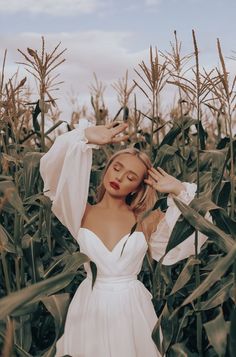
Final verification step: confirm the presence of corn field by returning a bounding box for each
[0,31,236,356]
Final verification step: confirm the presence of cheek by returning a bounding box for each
[125,180,141,193]
[103,169,113,187]
[104,169,112,180]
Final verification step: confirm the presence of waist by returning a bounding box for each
[86,274,138,291]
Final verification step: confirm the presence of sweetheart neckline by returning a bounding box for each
[79,227,147,253]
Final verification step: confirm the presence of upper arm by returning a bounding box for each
[142,209,165,240]
[81,203,92,227]
[40,126,95,240]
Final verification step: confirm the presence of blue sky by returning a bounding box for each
[0,0,236,122]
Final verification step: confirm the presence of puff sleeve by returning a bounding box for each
[39,118,99,240]
[149,182,210,265]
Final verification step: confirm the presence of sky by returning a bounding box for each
[0,0,236,124]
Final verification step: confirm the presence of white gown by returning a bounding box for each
[39,118,209,357]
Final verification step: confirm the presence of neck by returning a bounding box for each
[98,191,129,210]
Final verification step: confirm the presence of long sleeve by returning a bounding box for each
[39,118,99,240]
[149,182,210,265]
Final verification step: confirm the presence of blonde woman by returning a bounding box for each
[40,118,209,357]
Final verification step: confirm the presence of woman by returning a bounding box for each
[39,118,209,357]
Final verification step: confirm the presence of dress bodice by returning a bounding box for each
[77,228,148,279]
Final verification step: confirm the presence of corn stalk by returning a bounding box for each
[161,30,193,180]
[17,36,66,151]
[134,46,168,157]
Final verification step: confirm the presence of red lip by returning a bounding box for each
[109,181,120,190]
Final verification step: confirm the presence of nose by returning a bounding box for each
[115,171,125,182]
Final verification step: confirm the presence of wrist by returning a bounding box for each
[171,182,186,196]
[75,118,99,149]
[84,127,91,144]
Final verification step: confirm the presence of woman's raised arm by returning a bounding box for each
[144,167,211,265]
[39,119,129,240]
[148,182,211,265]
[39,118,99,239]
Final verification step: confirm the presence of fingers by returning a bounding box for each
[145,166,168,191]
[148,170,160,181]
[156,167,168,176]
[106,122,128,131]
[144,177,162,192]
[106,122,118,129]
[144,178,156,188]
[149,166,167,176]
[148,169,163,182]
[111,134,130,143]
[111,122,128,136]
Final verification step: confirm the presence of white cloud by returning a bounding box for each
[0,31,147,82]
[0,0,105,15]
[0,31,150,119]
[2,30,232,124]
[145,0,162,6]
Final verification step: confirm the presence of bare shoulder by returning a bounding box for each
[81,202,92,225]
[142,209,165,238]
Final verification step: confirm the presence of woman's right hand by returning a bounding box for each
[84,122,129,145]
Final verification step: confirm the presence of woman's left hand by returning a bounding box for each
[144,166,185,196]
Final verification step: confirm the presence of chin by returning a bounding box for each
[103,184,125,198]
[106,188,125,198]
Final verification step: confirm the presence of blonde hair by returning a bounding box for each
[96,147,157,218]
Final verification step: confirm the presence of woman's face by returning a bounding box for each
[103,153,147,198]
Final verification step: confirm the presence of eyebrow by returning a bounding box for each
[113,161,139,177]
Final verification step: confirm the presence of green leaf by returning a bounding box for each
[210,148,228,203]
[44,251,94,278]
[166,192,236,253]
[0,224,16,254]
[170,257,200,295]
[151,310,163,355]
[153,144,181,167]
[41,294,70,336]
[169,342,198,356]
[0,331,33,357]
[0,253,90,319]
[158,116,199,148]
[229,306,236,357]
[199,273,234,310]
[23,152,44,198]
[163,194,212,256]
[160,301,176,353]
[41,294,71,357]
[168,198,235,254]
[203,307,229,357]
[89,261,97,290]
[217,181,231,209]
[22,233,42,282]
[210,208,236,239]
[0,181,27,220]
[11,302,39,317]
[177,245,236,309]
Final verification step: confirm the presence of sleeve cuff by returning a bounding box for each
[74,117,99,151]
[167,182,197,207]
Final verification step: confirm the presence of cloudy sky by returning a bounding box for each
[0,0,236,121]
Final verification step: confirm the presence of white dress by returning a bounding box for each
[39,118,209,357]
